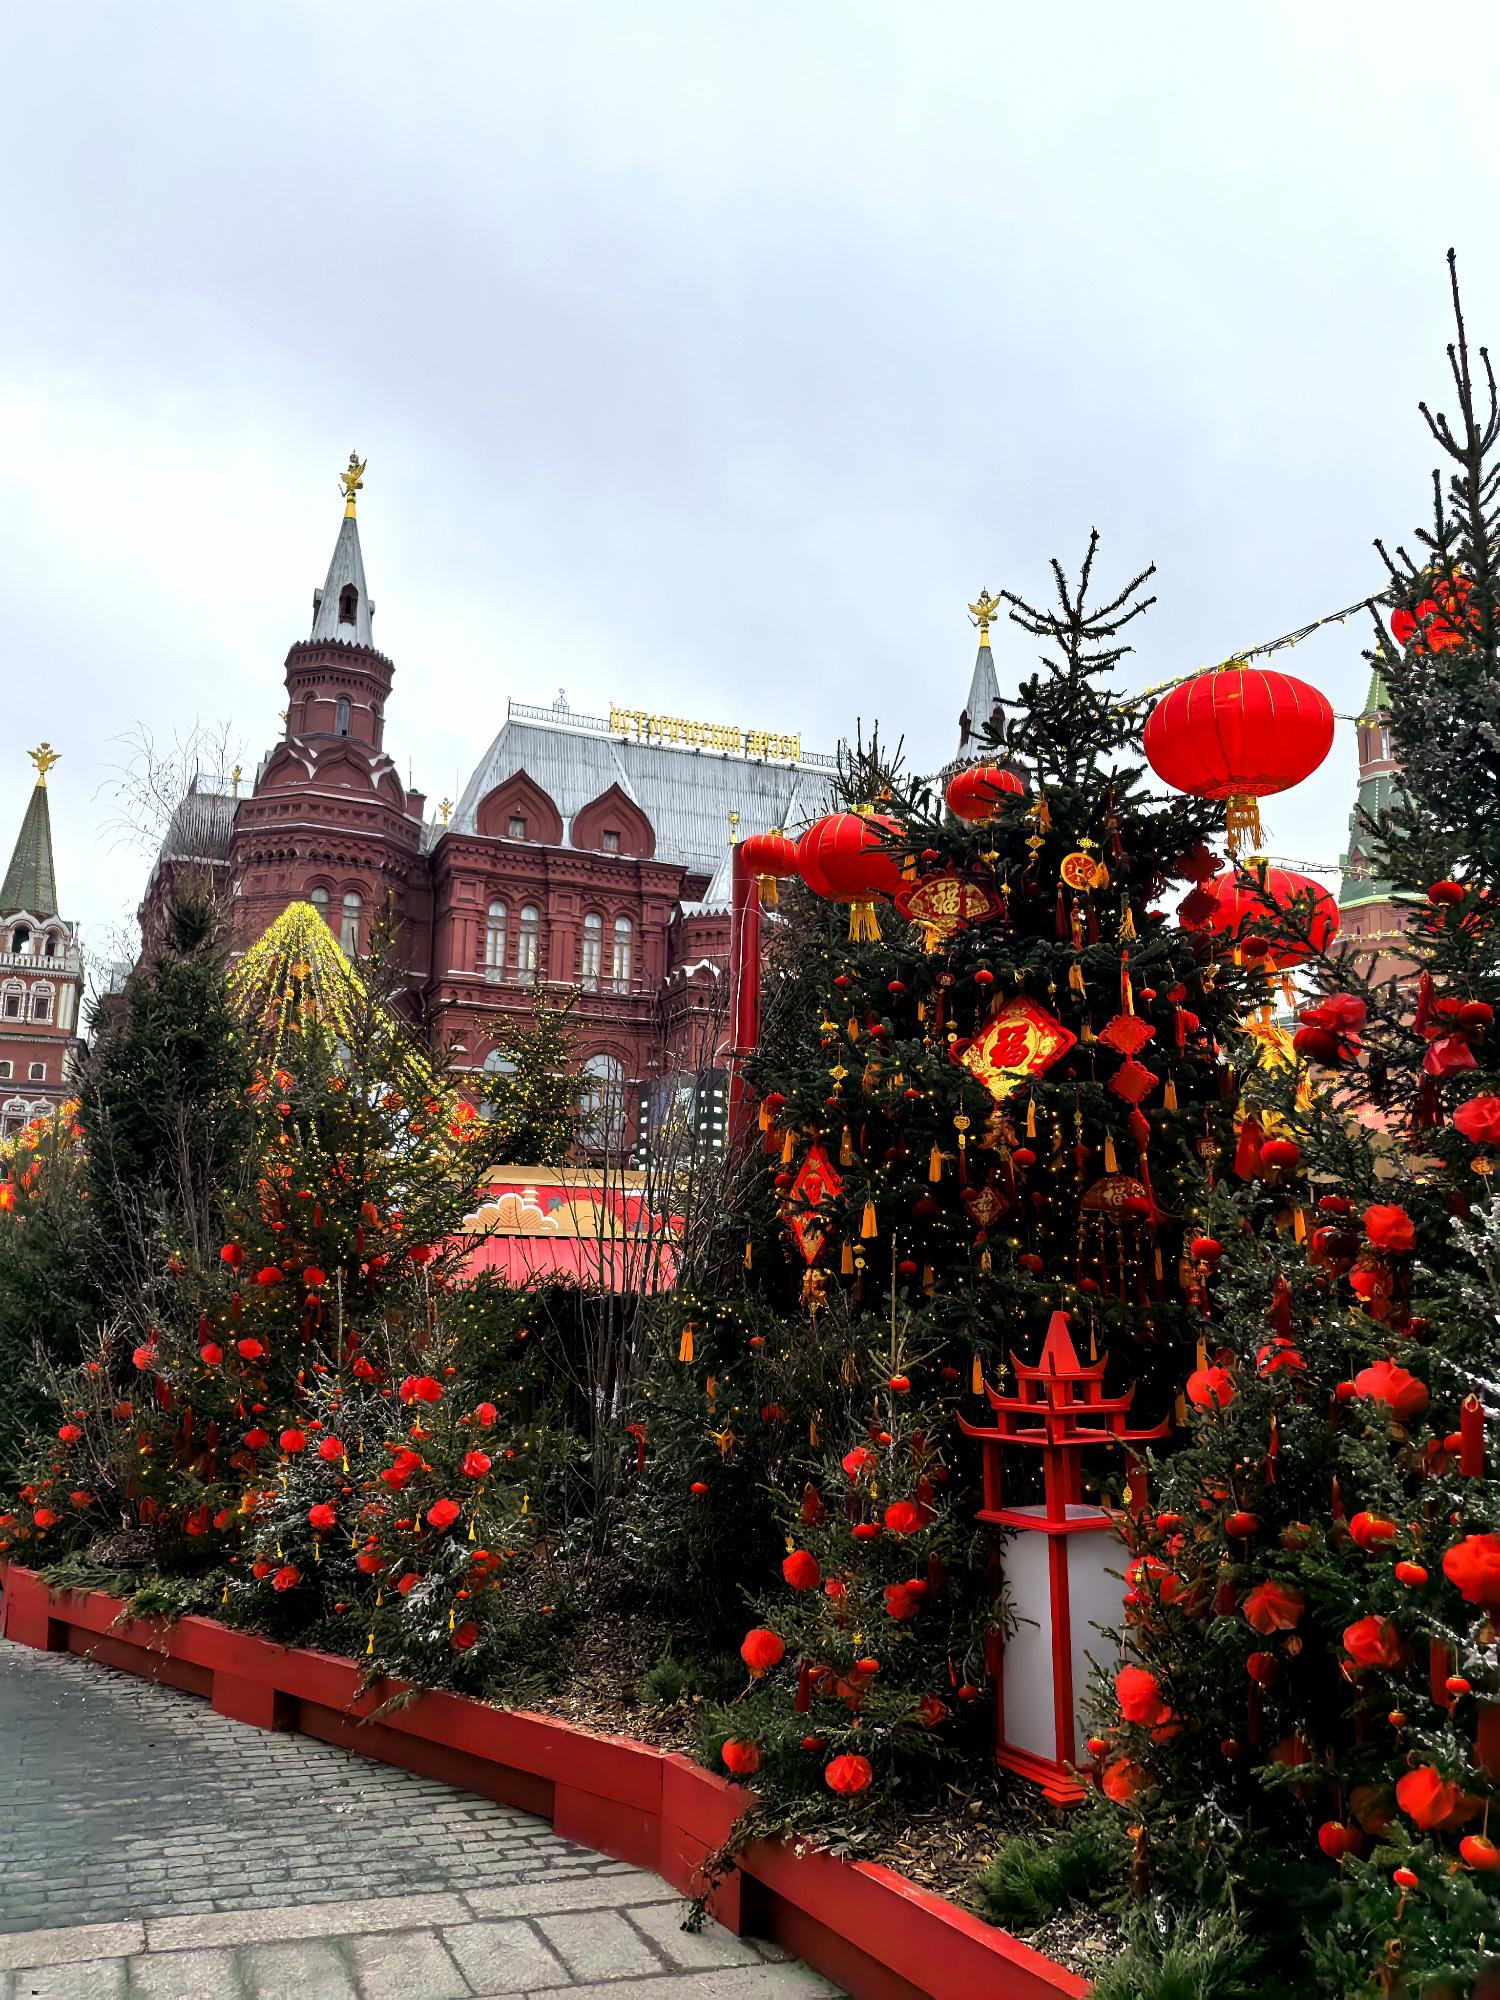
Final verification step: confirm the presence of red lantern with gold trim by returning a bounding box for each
[944,763,1024,824]
[738,829,800,907]
[1142,665,1333,856]
[797,812,904,941]
[1185,863,1338,969]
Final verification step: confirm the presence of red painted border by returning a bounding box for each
[1,1566,1086,2000]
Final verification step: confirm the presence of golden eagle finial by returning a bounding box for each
[339,452,366,517]
[27,743,60,787]
[967,588,1002,645]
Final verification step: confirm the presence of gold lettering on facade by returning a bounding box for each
[607,707,800,762]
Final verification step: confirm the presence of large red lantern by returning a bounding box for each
[797,812,904,940]
[738,828,800,907]
[1186,863,1338,969]
[1391,571,1479,654]
[944,763,1024,824]
[1142,664,1334,856]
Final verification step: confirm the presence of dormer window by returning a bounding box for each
[338,583,358,625]
[335,698,351,736]
[508,815,527,840]
[602,829,621,854]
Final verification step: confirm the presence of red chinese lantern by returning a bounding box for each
[797,812,904,941]
[738,828,800,907]
[944,763,1024,824]
[1391,572,1479,654]
[1185,864,1338,969]
[1142,664,1334,855]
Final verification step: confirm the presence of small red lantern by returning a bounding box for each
[1186,863,1338,969]
[944,763,1024,824]
[1142,664,1334,856]
[738,828,800,908]
[797,812,904,941]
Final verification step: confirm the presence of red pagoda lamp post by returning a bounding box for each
[958,1310,1169,1803]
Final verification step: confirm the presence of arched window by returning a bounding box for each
[484,899,508,972]
[340,891,362,955]
[338,583,358,625]
[580,912,602,990]
[29,985,52,1023]
[43,932,57,958]
[579,1053,626,1151]
[28,1062,44,1083]
[1,983,21,1020]
[0,1061,11,1080]
[480,1048,516,1118]
[335,697,351,736]
[10,925,29,954]
[611,915,633,991]
[0,1098,27,1139]
[517,905,540,976]
[309,887,330,923]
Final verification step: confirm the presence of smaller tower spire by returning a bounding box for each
[310,456,374,648]
[3,747,61,917]
[957,589,1004,761]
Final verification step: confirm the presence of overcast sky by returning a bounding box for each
[3,1,1498,957]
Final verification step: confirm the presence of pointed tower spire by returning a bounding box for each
[957,588,1005,762]
[1336,659,1411,977]
[2,746,61,918]
[310,453,373,646]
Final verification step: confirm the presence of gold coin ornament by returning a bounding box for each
[1060,850,1108,891]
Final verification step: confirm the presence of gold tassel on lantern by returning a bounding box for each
[929,1145,943,1182]
[1068,962,1087,997]
[847,901,882,943]
[1103,1135,1119,1173]
[757,873,778,908]
[758,1099,771,1133]
[1174,1390,1187,1426]
[1119,906,1137,942]
[743,1240,753,1269]
[841,1241,854,1275]
[780,1130,794,1164]
[971,1352,984,1394]
[678,1324,695,1364]
[1026,1100,1037,1138]
[860,1199,877,1239]
[1163,1079,1179,1112]
[1224,792,1266,860]
[1293,1207,1307,1243]
[840,1127,854,1166]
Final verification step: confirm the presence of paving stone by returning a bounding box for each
[240,1939,355,2000]
[342,1930,466,2000]
[461,1875,677,1921]
[0,1924,145,1972]
[147,1896,469,1953]
[560,1971,842,2000]
[8,1959,128,1999]
[535,1907,664,1980]
[124,1947,243,1997]
[440,1919,571,1992]
[623,1901,765,1971]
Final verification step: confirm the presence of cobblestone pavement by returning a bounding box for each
[0,1643,840,1999]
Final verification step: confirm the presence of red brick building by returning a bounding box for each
[0,747,85,1137]
[145,463,838,1151]
[1335,663,1415,981]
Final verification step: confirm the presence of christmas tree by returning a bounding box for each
[1086,256,1500,1998]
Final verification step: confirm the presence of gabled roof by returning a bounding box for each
[1,775,58,919]
[453,699,836,878]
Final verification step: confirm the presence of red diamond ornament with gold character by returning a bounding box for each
[951,996,1077,1103]
[785,1143,844,1265]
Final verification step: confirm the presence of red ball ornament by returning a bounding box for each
[797,812,904,940]
[944,763,1024,823]
[1186,865,1338,968]
[1142,664,1334,855]
[1260,1138,1302,1170]
[1461,1835,1500,1871]
[739,829,801,908]
[1428,878,1466,905]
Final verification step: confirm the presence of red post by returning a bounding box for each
[726,844,763,1150]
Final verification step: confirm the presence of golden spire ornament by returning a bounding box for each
[27,743,60,787]
[438,798,453,826]
[967,588,1002,645]
[339,452,366,517]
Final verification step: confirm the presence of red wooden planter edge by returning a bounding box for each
[0,1565,1087,2000]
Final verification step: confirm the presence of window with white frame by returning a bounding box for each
[28,1062,44,1082]
[611,915,633,991]
[602,829,621,854]
[484,899,507,969]
[508,815,527,839]
[480,1048,516,1118]
[340,891,362,954]
[580,912,602,989]
[517,905,540,975]
[1,983,21,1020]
[0,1061,10,1079]
[29,984,52,1023]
